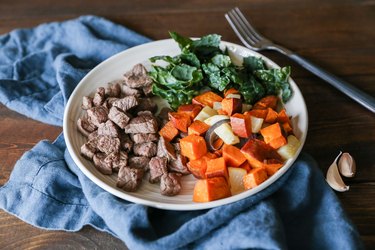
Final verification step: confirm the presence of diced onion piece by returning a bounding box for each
[226,93,241,99]
[228,167,247,195]
[214,123,240,145]
[277,135,301,160]
[250,116,264,133]
[194,106,218,121]
[213,101,222,110]
[204,115,230,126]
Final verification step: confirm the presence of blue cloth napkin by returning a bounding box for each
[0,16,364,249]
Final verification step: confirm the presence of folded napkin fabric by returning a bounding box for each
[0,16,364,249]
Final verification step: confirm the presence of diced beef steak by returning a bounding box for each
[112,96,138,112]
[108,106,131,129]
[142,84,153,97]
[133,142,157,157]
[97,120,119,138]
[93,87,106,107]
[105,81,121,97]
[77,117,97,137]
[130,133,159,144]
[87,106,108,126]
[117,166,144,192]
[96,135,120,155]
[132,98,157,114]
[123,63,153,88]
[122,84,142,97]
[120,133,134,153]
[93,152,112,175]
[112,151,128,172]
[128,156,150,171]
[160,173,182,196]
[80,140,97,160]
[149,157,168,184]
[168,153,189,174]
[82,96,93,110]
[157,136,177,161]
[124,113,158,134]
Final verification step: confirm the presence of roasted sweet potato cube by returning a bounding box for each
[253,95,278,110]
[187,153,217,179]
[221,98,242,116]
[224,88,240,97]
[212,138,224,150]
[281,122,293,134]
[205,157,228,180]
[264,163,283,176]
[180,134,207,160]
[230,113,252,138]
[277,109,291,123]
[168,112,192,133]
[264,108,278,124]
[192,91,223,108]
[193,177,231,202]
[240,138,282,169]
[177,104,202,119]
[246,109,268,119]
[243,167,268,189]
[188,120,210,136]
[159,121,179,142]
[239,160,252,172]
[260,123,287,149]
[222,144,247,167]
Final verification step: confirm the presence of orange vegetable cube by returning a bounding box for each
[177,104,202,119]
[264,163,283,176]
[180,134,207,160]
[217,109,228,115]
[221,98,242,116]
[192,91,223,108]
[222,144,247,167]
[159,121,179,142]
[239,160,252,172]
[230,113,252,138]
[224,88,239,97]
[168,112,192,133]
[205,157,228,180]
[281,122,293,134]
[260,123,287,149]
[277,109,290,123]
[188,120,210,136]
[246,109,268,119]
[243,167,268,189]
[187,153,217,179]
[253,95,278,110]
[212,138,224,150]
[264,108,278,124]
[193,177,231,202]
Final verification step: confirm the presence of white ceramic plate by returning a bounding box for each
[63,39,308,211]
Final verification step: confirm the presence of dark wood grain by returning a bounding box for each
[0,0,374,248]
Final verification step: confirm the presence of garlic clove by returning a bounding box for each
[338,152,356,178]
[326,151,350,192]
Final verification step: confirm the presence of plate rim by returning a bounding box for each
[63,38,308,211]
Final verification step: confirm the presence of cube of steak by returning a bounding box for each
[133,142,157,157]
[93,87,106,107]
[117,166,144,192]
[88,130,98,141]
[87,106,108,126]
[124,113,158,134]
[97,120,119,138]
[130,133,159,144]
[77,117,97,137]
[160,173,182,196]
[172,143,181,152]
[149,157,168,184]
[82,96,93,110]
[123,63,153,88]
[80,139,98,160]
[105,81,122,97]
[122,84,142,97]
[112,151,128,172]
[108,106,131,129]
[93,152,112,175]
[120,133,133,153]
[157,136,177,161]
[168,153,189,174]
[128,156,150,171]
[142,84,153,97]
[112,96,138,112]
[131,98,157,114]
[96,135,120,155]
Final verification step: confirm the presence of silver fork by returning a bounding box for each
[225,7,375,113]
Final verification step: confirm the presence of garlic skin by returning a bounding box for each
[338,152,356,178]
[326,152,350,192]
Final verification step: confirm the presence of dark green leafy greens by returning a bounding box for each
[149,32,293,109]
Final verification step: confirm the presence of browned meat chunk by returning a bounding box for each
[93,87,106,107]
[121,84,142,97]
[129,133,159,144]
[149,157,168,184]
[132,98,157,114]
[168,154,189,174]
[82,96,93,110]
[77,117,97,137]
[117,166,144,192]
[119,133,133,153]
[128,156,150,171]
[96,135,120,155]
[108,106,131,129]
[160,173,182,196]
[112,96,138,112]
[142,84,153,97]
[112,151,128,172]
[93,152,112,175]
[123,63,153,88]
[105,81,122,97]
[80,139,97,160]
[157,136,177,161]
[88,130,98,141]
[97,120,119,138]
[124,112,158,134]
[87,106,108,126]
[133,142,157,157]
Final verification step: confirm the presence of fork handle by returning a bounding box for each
[288,54,375,113]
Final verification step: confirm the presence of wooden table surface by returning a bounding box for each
[0,0,374,249]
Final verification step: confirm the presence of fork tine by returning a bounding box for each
[225,12,257,48]
[232,7,265,41]
[226,10,259,45]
